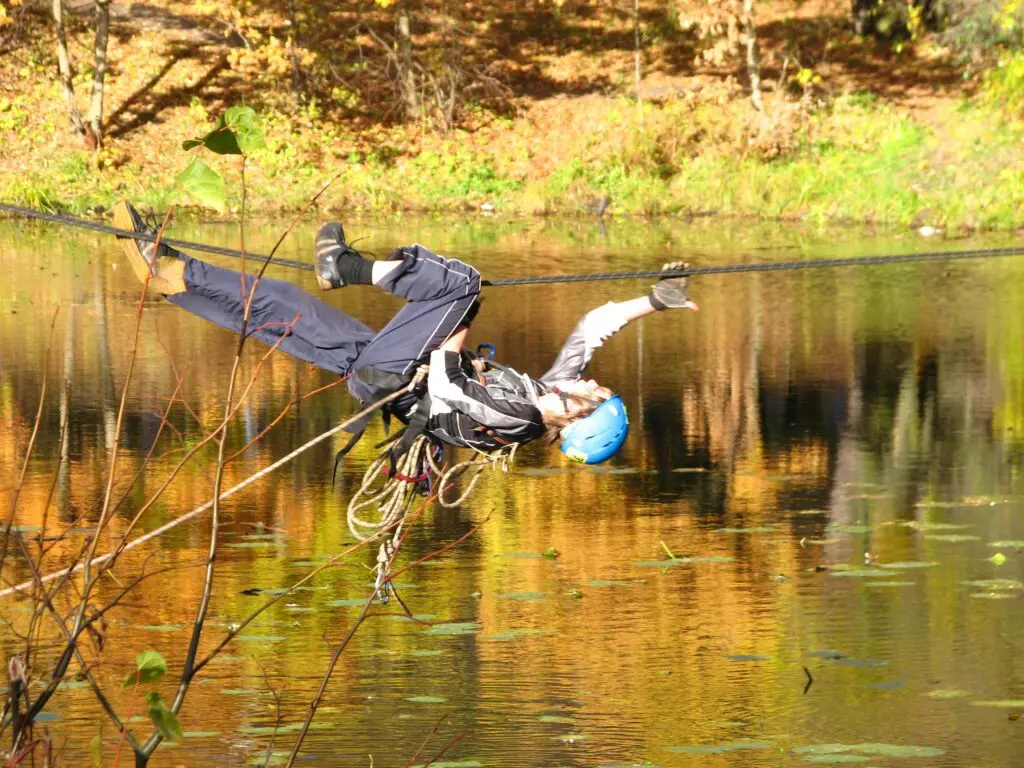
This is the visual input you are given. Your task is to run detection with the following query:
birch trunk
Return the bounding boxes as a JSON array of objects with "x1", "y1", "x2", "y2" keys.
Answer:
[
  {"x1": 742, "y1": 0, "x2": 765, "y2": 111},
  {"x1": 86, "y1": 0, "x2": 111, "y2": 146},
  {"x1": 52, "y1": 0, "x2": 85, "y2": 135}
]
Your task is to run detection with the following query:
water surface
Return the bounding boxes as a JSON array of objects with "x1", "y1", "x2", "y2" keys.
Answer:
[{"x1": 1, "y1": 215, "x2": 1023, "y2": 766}]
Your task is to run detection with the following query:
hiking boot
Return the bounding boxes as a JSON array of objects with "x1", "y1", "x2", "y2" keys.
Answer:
[
  {"x1": 314, "y1": 222, "x2": 372, "y2": 290},
  {"x1": 112, "y1": 201, "x2": 187, "y2": 295},
  {"x1": 650, "y1": 261, "x2": 699, "y2": 311}
]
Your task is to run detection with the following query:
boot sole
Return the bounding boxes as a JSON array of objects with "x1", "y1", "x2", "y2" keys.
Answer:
[{"x1": 112, "y1": 201, "x2": 186, "y2": 295}]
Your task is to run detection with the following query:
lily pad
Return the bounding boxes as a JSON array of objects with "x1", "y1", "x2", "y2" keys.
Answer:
[
  {"x1": 901, "y1": 521, "x2": 973, "y2": 530},
  {"x1": 725, "y1": 654, "x2": 770, "y2": 662},
  {"x1": 807, "y1": 650, "x2": 846, "y2": 660},
  {"x1": 961, "y1": 579, "x2": 1024, "y2": 590},
  {"x1": 31, "y1": 712, "x2": 60, "y2": 723},
  {"x1": 182, "y1": 730, "x2": 222, "y2": 738},
  {"x1": 988, "y1": 540, "x2": 1024, "y2": 548},
  {"x1": 802, "y1": 757, "x2": 869, "y2": 764},
  {"x1": 138, "y1": 624, "x2": 184, "y2": 631},
  {"x1": 539, "y1": 715, "x2": 575, "y2": 724},
  {"x1": 795, "y1": 743, "x2": 944, "y2": 758},
  {"x1": 410, "y1": 650, "x2": 444, "y2": 657},
  {"x1": 328, "y1": 598, "x2": 369, "y2": 607},
  {"x1": 222, "y1": 689, "x2": 263, "y2": 695},
  {"x1": 234, "y1": 635, "x2": 287, "y2": 642},
  {"x1": 971, "y1": 700, "x2": 1024, "y2": 708},
  {"x1": 924, "y1": 689, "x2": 969, "y2": 699},
  {"x1": 879, "y1": 561, "x2": 938, "y2": 569},
  {"x1": 970, "y1": 592, "x2": 1017, "y2": 600},
  {"x1": 495, "y1": 592, "x2": 549, "y2": 601},
  {"x1": 424, "y1": 622, "x2": 481, "y2": 636},
  {"x1": 924, "y1": 534, "x2": 981, "y2": 543},
  {"x1": 558, "y1": 733, "x2": 587, "y2": 743},
  {"x1": 865, "y1": 581, "x2": 916, "y2": 587},
  {"x1": 667, "y1": 739, "x2": 772, "y2": 754},
  {"x1": 835, "y1": 658, "x2": 889, "y2": 667},
  {"x1": 714, "y1": 526, "x2": 778, "y2": 534},
  {"x1": 410, "y1": 762, "x2": 482, "y2": 768},
  {"x1": 406, "y1": 695, "x2": 447, "y2": 704},
  {"x1": 224, "y1": 541, "x2": 277, "y2": 549},
  {"x1": 588, "y1": 579, "x2": 637, "y2": 587},
  {"x1": 829, "y1": 525, "x2": 871, "y2": 534},
  {"x1": 829, "y1": 568, "x2": 892, "y2": 578}
]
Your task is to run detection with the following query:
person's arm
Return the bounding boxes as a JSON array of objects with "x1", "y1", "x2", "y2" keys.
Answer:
[{"x1": 539, "y1": 261, "x2": 697, "y2": 385}]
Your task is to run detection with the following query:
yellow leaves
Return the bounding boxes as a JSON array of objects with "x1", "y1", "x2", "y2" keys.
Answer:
[{"x1": 374, "y1": 0, "x2": 397, "y2": 7}]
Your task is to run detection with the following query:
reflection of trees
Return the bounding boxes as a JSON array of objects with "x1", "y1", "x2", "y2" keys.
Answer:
[{"x1": 3, "y1": 224, "x2": 1024, "y2": 761}]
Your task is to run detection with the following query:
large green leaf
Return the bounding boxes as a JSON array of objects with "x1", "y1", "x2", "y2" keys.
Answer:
[
  {"x1": 146, "y1": 692, "x2": 183, "y2": 742},
  {"x1": 175, "y1": 156, "x2": 225, "y2": 212},
  {"x1": 181, "y1": 106, "x2": 264, "y2": 156},
  {"x1": 122, "y1": 650, "x2": 168, "y2": 689}
]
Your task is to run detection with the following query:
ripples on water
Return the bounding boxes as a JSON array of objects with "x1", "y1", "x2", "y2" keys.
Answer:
[{"x1": 1, "y1": 217, "x2": 1023, "y2": 766}]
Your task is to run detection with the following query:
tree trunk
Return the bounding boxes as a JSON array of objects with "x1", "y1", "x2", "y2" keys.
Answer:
[
  {"x1": 742, "y1": 0, "x2": 764, "y2": 112},
  {"x1": 86, "y1": 0, "x2": 111, "y2": 147},
  {"x1": 52, "y1": 0, "x2": 85, "y2": 136},
  {"x1": 633, "y1": 0, "x2": 642, "y2": 120},
  {"x1": 287, "y1": 0, "x2": 306, "y2": 105},
  {"x1": 395, "y1": 0, "x2": 418, "y2": 120}
]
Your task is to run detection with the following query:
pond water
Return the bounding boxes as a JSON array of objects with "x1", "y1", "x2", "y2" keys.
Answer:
[{"x1": 1, "y1": 214, "x2": 1023, "y2": 767}]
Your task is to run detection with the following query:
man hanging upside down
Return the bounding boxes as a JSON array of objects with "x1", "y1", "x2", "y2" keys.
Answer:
[{"x1": 111, "y1": 201, "x2": 698, "y2": 465}]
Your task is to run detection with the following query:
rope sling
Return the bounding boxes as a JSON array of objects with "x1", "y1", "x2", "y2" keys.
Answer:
[{"x1": 346, "y1": 429, "x2": 519, "y2": 603}]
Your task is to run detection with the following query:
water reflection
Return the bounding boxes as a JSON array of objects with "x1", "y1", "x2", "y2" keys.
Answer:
[{"x1": 1, "y1": 217, "x2": 1023, "y2": 766}]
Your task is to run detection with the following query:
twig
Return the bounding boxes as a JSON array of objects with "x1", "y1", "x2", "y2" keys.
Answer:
[{"x1": 405, "y1": 713, "x2": 450, "y2": 768}]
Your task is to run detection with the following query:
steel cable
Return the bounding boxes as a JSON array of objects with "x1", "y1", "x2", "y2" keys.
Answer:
[{"x1": 3, "y1": 202, "x2": 1024, "y2": 286}]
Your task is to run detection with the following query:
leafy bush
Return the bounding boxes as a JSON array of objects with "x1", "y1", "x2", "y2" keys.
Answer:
[{"x1": 936, "y1": 0, "x2": 1024, "y2": 61}]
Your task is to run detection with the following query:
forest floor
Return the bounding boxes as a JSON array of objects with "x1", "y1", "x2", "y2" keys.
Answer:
[{"x1": 1, "y1": 0, "x2": 1023, "y2": 231}]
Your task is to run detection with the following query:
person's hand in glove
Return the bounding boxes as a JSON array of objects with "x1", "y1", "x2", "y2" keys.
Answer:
[{"x1": 649, "y1": 261, "x2": 699, "y2": 311}]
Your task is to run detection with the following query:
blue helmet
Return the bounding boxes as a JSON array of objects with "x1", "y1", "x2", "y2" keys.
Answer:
[{"x1": 559, "y1": 395, "x2": 629, "y2": 464}]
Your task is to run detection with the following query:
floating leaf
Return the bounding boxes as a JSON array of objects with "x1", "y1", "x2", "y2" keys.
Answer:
[
  {"x1": 989, "y1": 552, "x2": 1008, "y2": 566},
  {"x1": 961, "y1": 579, "x2": 1023, "y2": 590},
  {"x1": 924, "y1": 534, "x2": 980, "y2": 543},
  {"x1": 406, "y1": 696, "x2": 447, "y2": 704},
  {"x1": 146, "y1": 692, "x2": 183, "y2": 742},
  {"x1": 829, "y1": 568, "x2": 892, "y2": 578},
  {"x1": 714, "y1": 526, "x2": 777, "y2": 534},
  {"x1": 829, "y1": 525, "x2": 871, "y2": 534},
  {"x1": 182, "y1": 730, "x2": 222, "y2": 737},
  {"x1": 865, "y1": 580, "x2": 916, "y2": 587},
  {"x1": 234, "y1": 635, "x2": 287, "y2": 642},
  {"x1": 122, "y1": 650, "x2": 167, "y2": 689},
  {"x1": 90, "y1": 730, "x2": 103, "y2": 767},
  {"x1": 175, "y1": 156, "x2": 225, "y2": 212},
  {"x1": 725, "y1": 654, "x2": 770, "y2": 662},
  {"x1": 542, "y1": 547, "x2": 560, "y2": 559},
  {"x1": 807, "y1": 650, "x2": 846, "y2": 660},
  {"x1": 667, "y1": 739, "x2": 773, "y2": 754},
  {"x1": 539, "y1": 715, "x2": 575, "y2": 724},
  {"x1": 925, "y1": 689, "x2": 969, "y2": 699},
  {"x1": 971, "y1": 700, "x2": 1024, "y2": 708},
  {"x1": 410, "y1": 762, "x2": 482, "y2": 768},
  {"x1": 138, "y1": 625, "x2": 183, "y2": 631},
  {"x1": 835, "y1": 658, "x2": 889, "y2": 667},
  {"x1": 988, "y1": 540, "x2": 1024, "y2": 548},
  {"x1": 410, "y1": 650, "x2": 443, "y2": 657},
  {"x1": 802, "y1": 756, "x2": 869, "y2": 764},
  {"x1": 879, "y1": 561, "x2": 938, "y2": 569},
  {"x1": 222, "y1": 689, "x2": 263, "y2": 696},
  {"x1": 495, "y1": 592, "x2": 548, "y2": 601},
  {"x1": 868, "y1": 679, "x2": 905, "y2": 691},
  {"x1": 588, "y1": 579, "x2": 636, "y2": 587},
  {"x1": 328, "y1": 598, "x2": 369, "y2": 607},
  {"x1": 424, "y1": 622, "x2": 480, "y2": 636},
  {"x1": 558, "y1": 733, "x2": 587, "y2": 743},
  {"x1": 31, "y1": 712, "x2": 60, "y2": 723}
]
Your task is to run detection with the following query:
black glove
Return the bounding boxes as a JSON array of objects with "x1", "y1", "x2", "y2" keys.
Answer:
[{"x1": 650, "y1": 261, "x2": 698, "y2": 311}]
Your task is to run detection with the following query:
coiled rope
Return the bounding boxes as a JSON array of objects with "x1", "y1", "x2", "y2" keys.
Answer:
[
  {"x1": 3, "y1": 202, "x2": 1024, "y2": 285},
  {"x1": 346, "y1": 431, "x2": 518, "y2": 603}
]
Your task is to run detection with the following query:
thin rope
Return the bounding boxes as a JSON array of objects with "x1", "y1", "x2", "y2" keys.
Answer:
[{"x1": 3, "y1": 202, "x2": 1024, "y2": 285}]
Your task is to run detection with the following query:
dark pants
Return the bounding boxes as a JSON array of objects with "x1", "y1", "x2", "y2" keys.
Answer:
[{"x1": 168, "y1": 244, "x2": 480, "y2": 401}]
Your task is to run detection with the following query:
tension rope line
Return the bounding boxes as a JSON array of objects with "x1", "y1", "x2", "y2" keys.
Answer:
[{"x1": 3, "y1": 201, "x2": 1024, "y2": 285}]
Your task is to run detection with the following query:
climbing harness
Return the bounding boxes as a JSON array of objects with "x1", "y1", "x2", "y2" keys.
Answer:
[{"x1": 4, "y1": 202, "x2": 1024, "y2": 285}]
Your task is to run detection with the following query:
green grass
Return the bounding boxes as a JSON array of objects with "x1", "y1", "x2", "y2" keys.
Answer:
[{"x1": 4, "y1": 90, "x2": 1024, "y2": 230}]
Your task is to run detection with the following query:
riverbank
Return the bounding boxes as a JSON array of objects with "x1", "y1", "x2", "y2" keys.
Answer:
[{"x1": 2, "y1": 2, "x2": 1024, "y2": 231}]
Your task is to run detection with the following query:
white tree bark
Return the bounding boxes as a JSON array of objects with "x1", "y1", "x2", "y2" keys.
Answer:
[
  {"x1": 52, "y1": 0, "x2": 86, "y2": 135},
  {"x1": 742, "y1": 0, "x2": 765, "y2": 112},
  {"x1": 396, "y1": 0, "x2": 418, "y2": 120},
  {"x1": 86, "y1": 0, "x2": 111, "y2": 146}
]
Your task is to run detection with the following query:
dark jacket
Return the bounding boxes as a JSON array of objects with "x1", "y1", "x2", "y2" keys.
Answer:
[{"x1": 423, "y1": 300, "x2": 633, "y2": 450}]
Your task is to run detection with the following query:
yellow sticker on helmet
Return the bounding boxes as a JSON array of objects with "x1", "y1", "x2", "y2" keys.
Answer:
[{"x1": 565, "y1": 447, "x2": 588, "y2": 463}]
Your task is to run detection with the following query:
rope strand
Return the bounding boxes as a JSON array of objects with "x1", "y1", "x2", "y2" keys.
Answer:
[{"x1": 3, "y1": 202, "x2": 1024, "y2": 286}]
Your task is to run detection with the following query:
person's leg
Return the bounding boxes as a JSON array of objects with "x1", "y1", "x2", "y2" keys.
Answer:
[
  {"x1": 168, "y1": 256, "x2": 374, "y2": 376},
  {"x1": 353, "y1": 244, "x2": 481, "y2": 378}
]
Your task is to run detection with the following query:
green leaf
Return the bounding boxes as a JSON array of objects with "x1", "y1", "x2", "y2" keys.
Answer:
[
  {"x1": 175, "y1": 156, "x2": 225, "y2": 212},
  {"x1": 122, "y1": 650, "x2": 168, "y2": 689},
  {"x1": 989, "y1": 552, "x2": 1008, "y2": 566},
  {"x1": 224, "y1": 106, "x2": 265, "y2": 153},
  {"x1": 90, "y1": 729, "x2": 104, "y2": 767},
  {"x1": 146, "y1": 692, "x2": 183, "y2": 742}
]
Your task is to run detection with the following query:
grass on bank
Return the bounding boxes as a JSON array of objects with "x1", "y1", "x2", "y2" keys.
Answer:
[{"x1": 4, "y1": 61, "x2": 1024, "y2": 231}]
